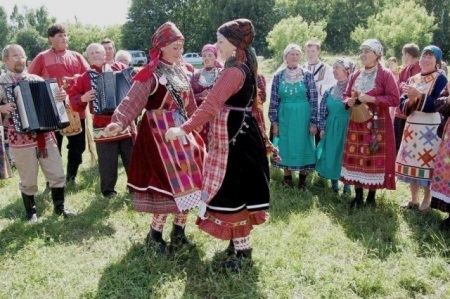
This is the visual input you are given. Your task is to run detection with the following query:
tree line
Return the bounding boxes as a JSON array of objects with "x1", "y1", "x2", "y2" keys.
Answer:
[{"x1": 0, "y1": 0, "x2": 448, "y2": 63}]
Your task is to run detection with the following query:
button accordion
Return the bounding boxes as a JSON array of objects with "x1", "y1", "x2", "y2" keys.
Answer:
[
  {"x1": 88, "y1": 67, "x2": 134, "y2": 115},
  {"x1": 4, "y1": 79, "x2": 70, "y2": 133}
]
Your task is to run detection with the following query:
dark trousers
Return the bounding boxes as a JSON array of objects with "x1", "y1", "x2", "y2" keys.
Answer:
[
  {"x1": 55, "y1": 119, "x2": 86, "y2": 167},
  {"x1": 95, "y1": 137, "x2": 133, "y2": 195},
  {"x1": 394, "y1": 117, "x2": 406, "y2": 155}
]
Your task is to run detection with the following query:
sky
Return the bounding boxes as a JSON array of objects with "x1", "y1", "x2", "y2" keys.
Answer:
[{"x1": 2, "y1": 0, "x2": 131, "y2": 27}]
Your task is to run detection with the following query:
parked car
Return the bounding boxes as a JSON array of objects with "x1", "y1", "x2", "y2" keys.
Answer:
[
  {"x1": 182, "y1": 52, "x2": 203, "y2": 65},
  {"x1": 126, "y1": 50, "x2": 148, "y2": 66}
]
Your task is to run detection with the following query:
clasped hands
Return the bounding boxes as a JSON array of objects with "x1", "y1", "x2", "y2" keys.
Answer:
[{"x1": 347, "y1": 93, "x2": 375, "y2": 107}]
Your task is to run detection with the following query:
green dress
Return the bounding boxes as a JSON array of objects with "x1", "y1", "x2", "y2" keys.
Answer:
[
  {"x1": 316, "y1": 89, "x2": 350, "y2": 180},
  {"x1": 275, "y1": 77, "x2": 316, "y2": 170}
]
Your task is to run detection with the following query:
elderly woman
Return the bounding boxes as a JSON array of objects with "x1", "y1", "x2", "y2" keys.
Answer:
[
  {"x1": 341, "y1": 39, "x2": 400, "y2": 208},
  {"x1": 165, "y1": 18, "x2": 270, "y2": 272},
  {"x1": 396, "y1": 45, "x2": 448, "y2": 211},
  {"x1": 316, "y1": 58, "x2": 356, "y2": 195},
  {"x1": 105, "y1": 22, "x2": 205, "y2": 254},
  {"x1": 268, "y1": 44, "x2": 318, "y2": 189},
  {"x1": 115, "y1": 50, "x2": 132, "y2": 66},
  {"x1": 190, "y1": 44, "x2": 222, "y2": 146}
]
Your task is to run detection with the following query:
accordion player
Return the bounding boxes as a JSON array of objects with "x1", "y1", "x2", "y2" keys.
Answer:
[
  {"x1": 88, "y1": 66, "x2": 134, "y2": 115},
  {"x1": 4, "y1": 78, "x2": 70, "y2": 134}
]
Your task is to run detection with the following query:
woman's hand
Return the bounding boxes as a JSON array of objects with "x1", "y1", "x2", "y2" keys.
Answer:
[
  {"x1": 271, "y1": 124, "x2": 278, "y2": 137},
  {"x1": 320, "y1": 130, "x2": 325, "y2": 138},
  {"x1": 402, "y1": 85, "x2": 421, "y2": 100},
  {"x1": 165, "y1": 127, "x2": 187, "y2": 142},
  {"x1": 346, "y1": 97, "x2": 356, "y2": 107},
  {"x1": 309, "y1": 125, "x2": 317, "y2": 136},
  {"x1": 359, "y1": 93, "x2": 376, "y2": 104},
  {"x1": 81, "y1": 90, "x2": 96, "y2": 102},
  {"x1": 105, "y1": 123, "x2": 123, "y2": 137}
]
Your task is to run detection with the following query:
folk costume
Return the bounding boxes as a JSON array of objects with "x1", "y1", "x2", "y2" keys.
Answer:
[
  {"x1": 393, "y1": 60, "x2": 422, "y2": 153},
  {"x1": 69, "y1": 62, "x2": 135, "y2": 198},
  {"x1": 0, "y1": 67, "x2": 73, "y2": 222},
  {"x1": 29, "y1": 44, "x2": 90, "y2": 183},
  {"x1": 269, "y1": 44, "x2": 319, "y2": 189},
  {"x1": 316, "y1": 58, "x2": 356, "y2": 194},
  {"x1": 110, "y1": 22, "x2": 205, "y2": 253},
  {"x1": 190, "y1": 44, "x2": 222, "y2": 147},
  {"x1": 395, "y1": 70, "x2": 447, "y2": 187},
  {"x1": 168, "y1": 18, "x2": 270, "y2": 271},
  {"x1": 430, "y1": 95, "x2": 450, "y2": 228},
  {"x1": 341, "y1": 39, "x2": 399, "y2": 206}
]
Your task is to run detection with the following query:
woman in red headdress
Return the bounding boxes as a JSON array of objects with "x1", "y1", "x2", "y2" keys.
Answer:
[
  {"x1": 190, "y1": 44, "x2": 223, "y2": 147},
  {"x1": 105, "y1": 22, "x2": 205, "y2": 254},
  {"x1": 166, "y1": 18, "x2": 271, "y2": 272}
]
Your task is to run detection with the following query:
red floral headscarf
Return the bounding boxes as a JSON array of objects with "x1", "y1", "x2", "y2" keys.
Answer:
[{"x1": 133, "y1": 22, "x2": 184, "y2": 82}]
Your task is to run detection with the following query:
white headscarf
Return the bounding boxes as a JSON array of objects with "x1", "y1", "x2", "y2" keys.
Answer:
[
  {"x1": 360, "y1": 39, "x2": 383, "y2": 56},
  {"x1": 283, "y1": 43, "x2": 302, "y2": 62}
]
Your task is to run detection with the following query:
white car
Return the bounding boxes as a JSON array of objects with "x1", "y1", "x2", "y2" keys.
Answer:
[
  {"x1": 182, "y1": 52, "x2": 203, "y2": 65},
  {"x1": 127, "y1": 50, "x2": 148, "y2": 66}
]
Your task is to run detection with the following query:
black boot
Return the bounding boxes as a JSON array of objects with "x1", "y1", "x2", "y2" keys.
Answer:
[
  {"x1": 66, "y1": 163, "x2": 79, "y2": 183},
  {"x1": 224, "y1": 240, "x2": 235, "y2": 256},
  {"x1": 21, "y1": 193, "x2": 38, "y2": 222},
  {"x1": 51, "y1": 187, "x2": 75, "y2": 218},
  {"x1": 146, "y1": 227, "x2": 167, "y2": 254},
  {"x1": 298, "y1": 174, "x2": 307, "y2": 190},
  {"x1": 283, "y1": 175, "x2": 293, "y2": 188},
  {"x1": 366, "y1": 190, "x2": 376, "y2": 206},
  {"x1": 170, "y1": 224, "x2": 193, "y2": 248},
  {"x1": 349, "y1": 188, "x2": 364, "y2": 208},
  {"x1": 223, "y1": 248, "x2": 253, "y2": 272}
]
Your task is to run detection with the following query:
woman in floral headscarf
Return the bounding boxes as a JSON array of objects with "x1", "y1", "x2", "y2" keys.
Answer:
[
  {"x1": 316, "y1": 58, "x2": 356, "y2": 196},
  {"x1": 105, "y1": 22, "x2": 205, "y2": 254},
  {"x1": 190, "y1": 44, "x2": 222, "y2": 146},
  {"x1": 341, "y1": 39, "x2": 399, "y2": 208},
  {"x1": 166, "y1": 18, "x2": 270, "y2": 272}
]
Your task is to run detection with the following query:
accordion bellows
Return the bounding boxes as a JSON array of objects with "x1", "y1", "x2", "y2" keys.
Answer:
[
  {"x1": 88, "y1": 67, "x2": 134, "y2": 115},
  {"x1": 5, "y1": 79, "x2": 70, "y2": 133},
  {"x1": 350, "y1": 103, "x2": 373, "y2": 123}
]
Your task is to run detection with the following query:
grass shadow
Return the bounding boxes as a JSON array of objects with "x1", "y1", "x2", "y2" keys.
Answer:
[
  {"x1": 0, "y1": 187, "x2": 130, "y2": 257},
  {"x1": 92, "y1": 242, "x2": 263, "y2": 299}
]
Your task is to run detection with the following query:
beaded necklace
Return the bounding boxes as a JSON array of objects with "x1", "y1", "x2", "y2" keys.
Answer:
[
  {"x1": 199, "y1": 67, "x2": 220, "y2": 88},
  {"x1": 354, "y1": 65, "x2": 377, "y2": 93},
  {"x1": 282, "y1": 67, "x2": 303, "y2": 95}
]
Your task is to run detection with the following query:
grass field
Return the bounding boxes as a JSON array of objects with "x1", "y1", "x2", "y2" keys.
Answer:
[{"x1": 1, "y1": 60, "x2": 450, "y2": 298}]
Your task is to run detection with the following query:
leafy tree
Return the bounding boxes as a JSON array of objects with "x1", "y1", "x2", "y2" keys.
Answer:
[
  {"x1": 9, "y1": 5, "x2": 26, "y2": 37},
  {"x1": 13, "y1": 27, "x2": 47, "y2": 59},
  {"x1": 64, "y1": 22, "x2": 108, "y2": 55},
  {"x1": 266, "y1": 15, "x2": 327, "y2": 64},
  {"x1": 26, "y1": 6, "x2": 56, "y2": 37},
  {"x1": 351, "y1": 1, "x2": 436, "y2": 57},
  {"x1": 103, "y1": 25, "x2": 124, "y2": 50},
  {"x1": 0, "y1": 6, "x2": 10, "y2": 48},
  {"x1": 207, "y1": 0, "x2": 281, "y2": 56},
  {"x1": 419, "y1": 0, "x2": 450, "y2": 58}
]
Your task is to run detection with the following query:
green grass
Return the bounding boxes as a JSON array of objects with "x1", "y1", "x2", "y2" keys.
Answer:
[{"x1": 2, "y1": 68, "x2": 450, "y2": 298}]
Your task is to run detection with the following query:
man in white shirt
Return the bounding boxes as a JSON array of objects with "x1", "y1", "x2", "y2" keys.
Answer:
[{"x1": 302, "y1": 39, "x2": 335, "y2": 144}]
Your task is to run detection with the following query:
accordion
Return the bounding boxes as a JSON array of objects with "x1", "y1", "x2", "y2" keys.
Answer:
[
  {"x1": 4, "y1": 79, "x2": 70, "y2": 133},
  {"x1": 88, "y1": 67, "x2": 134, "y2": 115}
]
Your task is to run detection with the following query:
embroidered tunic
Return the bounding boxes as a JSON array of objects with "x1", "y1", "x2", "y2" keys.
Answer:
[
  {"x1": 111, "y1": 60, "x2": 205, "y2": 213},
  {"x1": 341, "y1": 66, "x2": 399, "y2": 189},
  {"x1": 396, "y1": 71, "x2": 447, "y2": 186}
]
